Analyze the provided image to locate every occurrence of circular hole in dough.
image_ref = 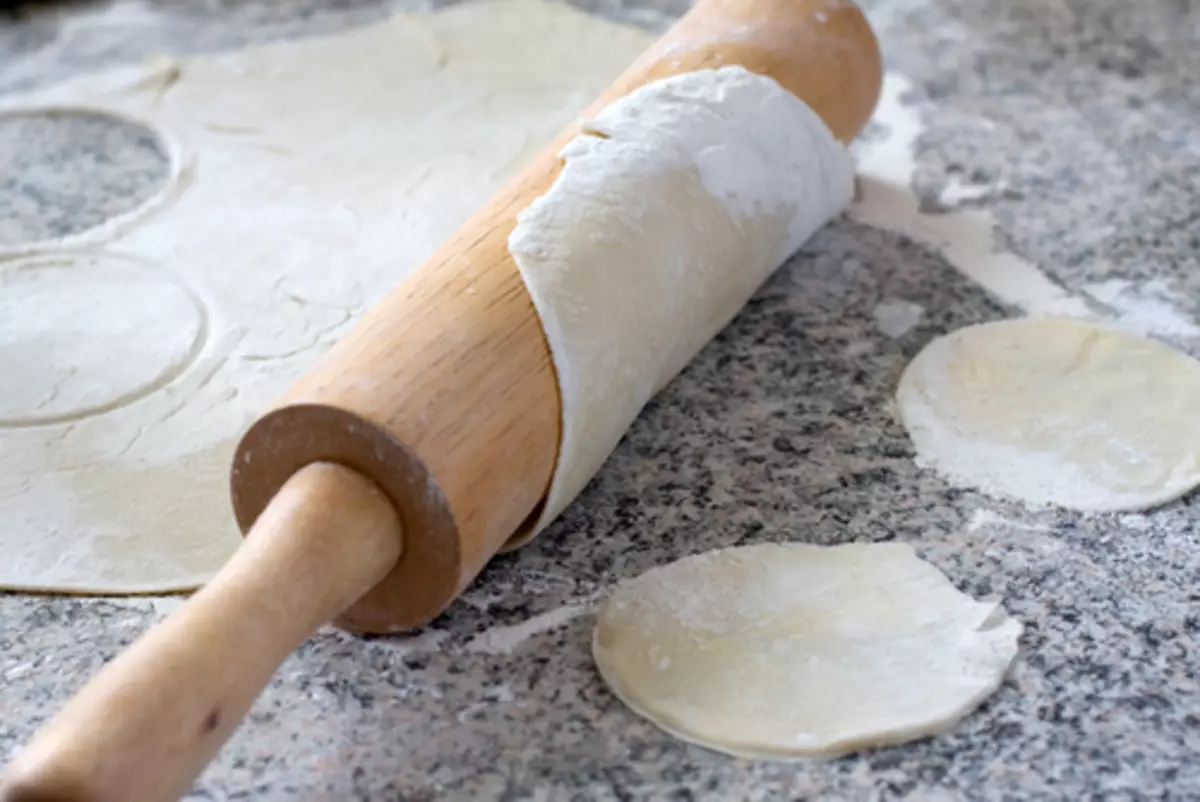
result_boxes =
[896,316,1200,512]
[592,542,1021,759]
[0,253,206,426]
[0,108,174,249]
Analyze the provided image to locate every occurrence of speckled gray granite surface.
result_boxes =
[2,0,1200,799]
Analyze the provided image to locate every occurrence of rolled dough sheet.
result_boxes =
[593,542,1022,759]
[896,316,1200,512]
[509,65,854,541]
[0,0,654,593]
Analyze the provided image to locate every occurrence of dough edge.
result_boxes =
[509,66,854,546]
[896,315,1200,512]
[591,542,1023,760]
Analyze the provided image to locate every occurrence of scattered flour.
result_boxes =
[872,298,924,338]
[896,317,1200,512]
[853,73,1200,342]
[104,595,187,618]
[1082,278,1200,340]
[459,589,504,612]
[966,509,1051,534]
[851,73,1091,318]
[1118,514,1153,532]
[858,73,1200,514]
[938,175,1001,207]
[466,603,591,655]
[456,684,516,722]
[592,543,1021,759]
[389,627,450,656]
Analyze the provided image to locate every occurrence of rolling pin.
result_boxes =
[0,0,882,799]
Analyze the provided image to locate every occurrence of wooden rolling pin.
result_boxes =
[1,1,882,799]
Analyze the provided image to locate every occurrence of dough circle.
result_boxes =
[896,316,1200,512]
[592,542,1021,759]
[0,0,655,593]
[0,254,204,425]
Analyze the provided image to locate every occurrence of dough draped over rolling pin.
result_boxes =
[509,66,854,541]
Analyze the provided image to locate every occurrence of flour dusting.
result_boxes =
[851,73,1091,318]
[390,627,449,656]
[897,318,1200,512]
[456,684,516,722]
[105,595,187,618]
[1082,278,1200,340]
[966,509,1051,534]
[509,66,852,544]
[939,175,1000,207]
[593,542,1021,759]
[466,604,590,655]
[873,298,924,338]
[861,73,1200,513]
[853,72,1200,343]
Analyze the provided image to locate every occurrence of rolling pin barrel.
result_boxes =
[231,0,883,635]
[1,1,881,800]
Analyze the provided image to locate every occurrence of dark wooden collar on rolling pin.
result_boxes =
[0,1,881,800]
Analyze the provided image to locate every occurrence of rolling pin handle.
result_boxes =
[0,462,403,802]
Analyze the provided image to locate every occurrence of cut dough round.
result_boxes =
[0,0,656,593]
[592,542,1021,759]
[0,254,204,426]
[896,316,1200,512]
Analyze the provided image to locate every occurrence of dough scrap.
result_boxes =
[896,316,1200,512]
[592,542,1021,759]
[509,66,853,542]
[0,0,654,593]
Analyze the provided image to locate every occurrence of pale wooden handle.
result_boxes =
[0,463,403,802]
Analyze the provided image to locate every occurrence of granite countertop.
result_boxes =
[2,0,1199,799]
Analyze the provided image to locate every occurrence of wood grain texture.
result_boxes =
[231,0,883,635]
